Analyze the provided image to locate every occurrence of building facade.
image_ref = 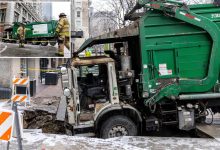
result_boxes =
[42,1,53,21]
[0,1,43,36]
[71,0,90,51]
[0,58,65,88]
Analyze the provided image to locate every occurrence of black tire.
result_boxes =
[49,40,57,46]
[100,115,137,139]
[41,38,48,46]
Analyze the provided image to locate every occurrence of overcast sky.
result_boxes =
[91,0,109,11]
[91,0,214,10]
[52,2,71,20]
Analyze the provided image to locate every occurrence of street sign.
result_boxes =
[0,109,14,141]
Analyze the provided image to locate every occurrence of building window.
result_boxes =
[23,9,27,17]
[77,11,81,17]
[32,18,37,22]
[76,20,81,28]
[0,9,6,23]
[16,3,21,12]
[14,12,19,22]
[28,14,31,22]
[75,0,82,7]
[22,17,26,23]
[76,1,82,7]
[20,58,28,77]
[33,3,37,10]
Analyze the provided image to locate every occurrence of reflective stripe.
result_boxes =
[61,29,69,32]
[63,25,69,28]
[0,127,12,141]
[0,110,14,141]
[12,95,28,103]
[0,112,11,126]
[13,78,29,85]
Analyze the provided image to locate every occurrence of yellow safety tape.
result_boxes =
[20,68,61,72]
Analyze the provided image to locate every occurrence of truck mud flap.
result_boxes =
[56,96,67,121]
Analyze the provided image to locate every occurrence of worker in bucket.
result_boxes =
[17,23,26,48]
[55,13,70,56]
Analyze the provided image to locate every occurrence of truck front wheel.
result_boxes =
[100,115,137,139]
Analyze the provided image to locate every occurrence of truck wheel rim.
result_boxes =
[108,125,128,138]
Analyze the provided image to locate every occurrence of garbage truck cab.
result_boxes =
[60,56,142,138]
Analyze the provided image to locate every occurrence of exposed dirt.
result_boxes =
[23,96,67,134]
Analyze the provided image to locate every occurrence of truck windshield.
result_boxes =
[77,65,99,77]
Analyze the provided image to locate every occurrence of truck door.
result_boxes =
[71,67,80,124]
[60,67,80,125]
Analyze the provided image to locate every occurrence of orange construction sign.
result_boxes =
[12,95,28,103]
[0,109,14,141]
[12,76,30,105]
[13,78,29,85]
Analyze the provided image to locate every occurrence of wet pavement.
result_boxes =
[0,129,220,150]
[0,42,70,57]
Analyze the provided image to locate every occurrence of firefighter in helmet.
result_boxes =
[17,23,26,48]
[55,13,70,56]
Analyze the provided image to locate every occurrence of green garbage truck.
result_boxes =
[3,20,58,46]
[57,1,220,138]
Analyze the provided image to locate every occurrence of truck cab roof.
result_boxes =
[74,21,139,56]
[72,56,114,66]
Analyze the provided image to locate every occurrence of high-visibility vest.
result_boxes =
[17,27,26,38]
[85,51,91,57]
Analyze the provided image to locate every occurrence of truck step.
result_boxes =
[75,132,95,137]
[74,123,94,129]
[162,121,178,125]
[161,110,177,115]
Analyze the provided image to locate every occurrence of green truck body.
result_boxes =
[139,3,220,105]
[77,2,220,107]
[4,20,58,46]
[137,3,220,107]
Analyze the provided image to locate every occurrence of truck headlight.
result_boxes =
[64,88,71,97]
[61,67,67,74]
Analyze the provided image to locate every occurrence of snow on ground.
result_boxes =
[0,129,220,150]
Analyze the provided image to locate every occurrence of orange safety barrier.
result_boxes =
[0,110,14,141]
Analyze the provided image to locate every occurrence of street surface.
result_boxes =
[0,129,220,150]
[0,42,70,57]
[0,81,220,150]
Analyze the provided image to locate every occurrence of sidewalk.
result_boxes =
[35,79,62,98]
